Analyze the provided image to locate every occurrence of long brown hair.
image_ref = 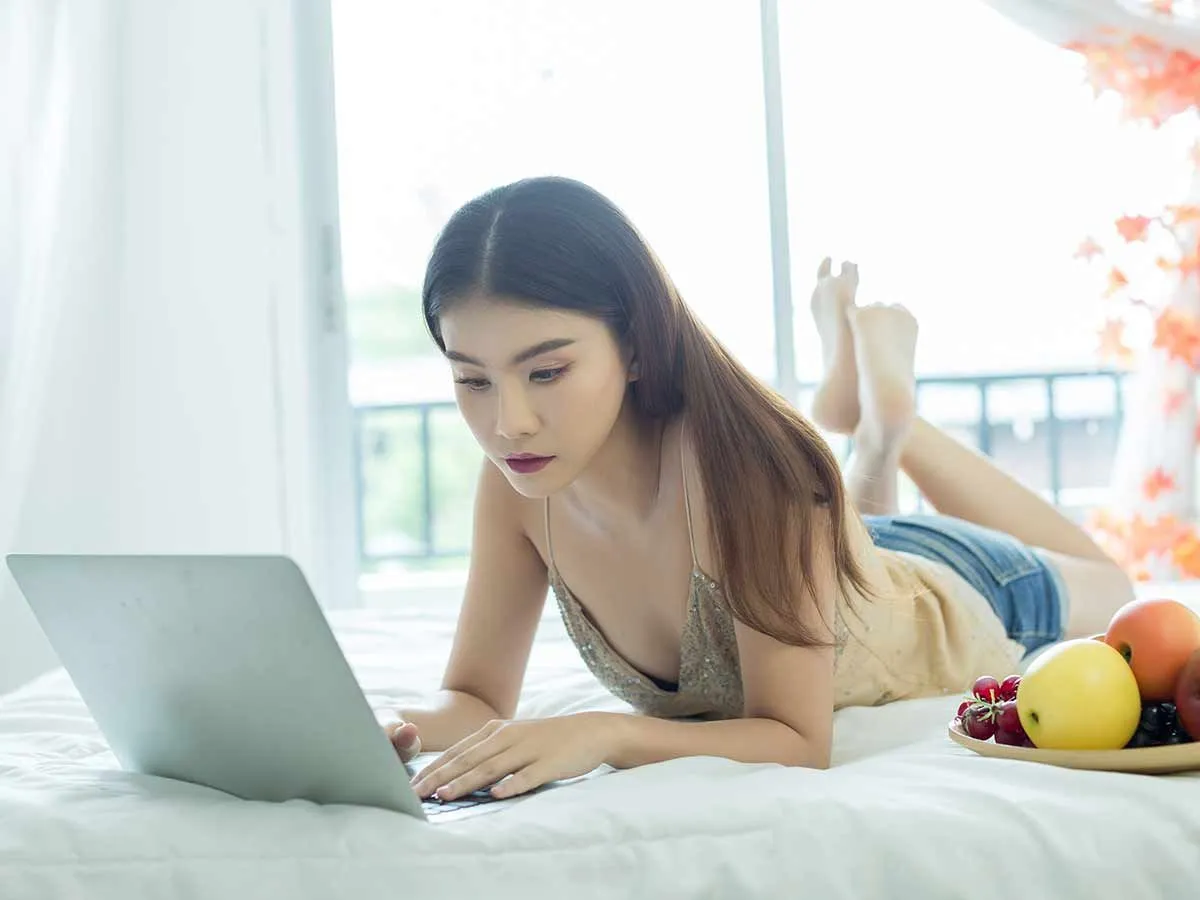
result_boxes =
[422,176,873,646]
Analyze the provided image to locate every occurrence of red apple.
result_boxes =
[1174,648,1200,741]
[1104,598,1200,701]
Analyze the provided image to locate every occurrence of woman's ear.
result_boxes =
[627,358,640,383]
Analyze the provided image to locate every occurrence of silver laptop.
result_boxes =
[4,553,532,823]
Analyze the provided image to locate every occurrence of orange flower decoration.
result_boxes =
[1098,318,1134,363]
[1173,533,1200,578]
[1105,267,1130,296]
[1152,308,1200,367]
[1116,215,1153,241]
[1170,248,1200,281]
[1166,204,1200,225]
[1098,513,1195,566]
[1143,467,1177,500]
[1164,389,1187,414]
[1075,237,1104,260]
[1066,34,1200,127]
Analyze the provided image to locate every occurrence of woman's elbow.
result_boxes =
[777,728,831,769]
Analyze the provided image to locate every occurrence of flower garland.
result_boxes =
[1066,10,1200,580]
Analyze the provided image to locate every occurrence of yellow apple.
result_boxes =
[1017,638,1141,750]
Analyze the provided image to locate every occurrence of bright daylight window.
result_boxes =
[330,0,1166,579]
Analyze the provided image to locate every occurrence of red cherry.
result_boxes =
[995,700,1023,736]
[999,675,1021,702]
[957,700,971,719]
[962,703,996,741]
[995,727,1027,746]
[972,676,1001,704]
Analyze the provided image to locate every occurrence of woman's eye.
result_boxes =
[530,367,566,384]
[454,376,490,391]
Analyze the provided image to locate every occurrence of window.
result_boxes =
[331,1,772,572]
[329,0,1158,579]
[781,0,1182,380]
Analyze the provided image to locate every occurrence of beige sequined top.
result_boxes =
[546,468,1025,720]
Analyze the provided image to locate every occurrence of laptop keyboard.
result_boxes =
[405,761,501,817]
[422,786,499,817]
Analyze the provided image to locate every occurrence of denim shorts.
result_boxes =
[862,514,1068,656]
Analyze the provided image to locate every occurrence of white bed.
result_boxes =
[3,587,1200,900]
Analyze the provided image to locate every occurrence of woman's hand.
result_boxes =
[410,713,619,801]
[384,719,423,763]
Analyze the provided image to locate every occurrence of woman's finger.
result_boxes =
[489,761,553,800]
[436,746,536,801]
[388,722,421,761]
[413,723,512,797]
[414,735,507,798]
[411,719,504,785]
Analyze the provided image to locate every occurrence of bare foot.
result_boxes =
[848,303,918,454]
[810,258,861,434]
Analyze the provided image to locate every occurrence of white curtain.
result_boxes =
[0,0,357,695]
[984,0,1200,578]
[0,0,124,693]
[984,0,1200,49]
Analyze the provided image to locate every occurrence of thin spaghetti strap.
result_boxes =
[680,439,700,572]
[543,497,557,575]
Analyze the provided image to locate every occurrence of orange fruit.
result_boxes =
[1103,598,1200,701]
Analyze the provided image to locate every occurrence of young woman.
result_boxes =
[385,176,1133,802]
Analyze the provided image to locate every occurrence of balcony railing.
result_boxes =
[353,367,1128,566]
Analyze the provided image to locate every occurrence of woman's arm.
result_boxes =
[391,459,549,753]
[409,512,842,799]
[604,713,824,769]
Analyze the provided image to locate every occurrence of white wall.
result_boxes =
[2,0,357,694]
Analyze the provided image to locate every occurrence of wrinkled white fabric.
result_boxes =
[2,590,1199,900]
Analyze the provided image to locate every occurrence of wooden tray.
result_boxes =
[947,720,1200,775]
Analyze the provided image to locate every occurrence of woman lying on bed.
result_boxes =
[384,176,1134,802]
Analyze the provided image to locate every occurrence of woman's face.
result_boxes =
[438,295,633,497]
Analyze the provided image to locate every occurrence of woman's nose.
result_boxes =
[494,384,539,440]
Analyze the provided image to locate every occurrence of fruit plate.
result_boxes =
[948,720,1200,775]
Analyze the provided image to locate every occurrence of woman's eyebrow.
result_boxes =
[444,337,577,367]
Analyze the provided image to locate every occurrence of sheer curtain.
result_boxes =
[985,0,1200,579]
[0,0,356,695]
[0,0,124,693]
[985,0,1200,49]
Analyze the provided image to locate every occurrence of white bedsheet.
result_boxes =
[3,590,1200,899]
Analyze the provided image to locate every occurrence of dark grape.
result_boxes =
[1139,704,1164,736]
[1160,702,1178,732]
[1165,728,1193,745]
[1126,730,1157,749]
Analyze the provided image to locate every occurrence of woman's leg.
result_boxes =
[809,261,1135,638]
[810,258,911,516]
